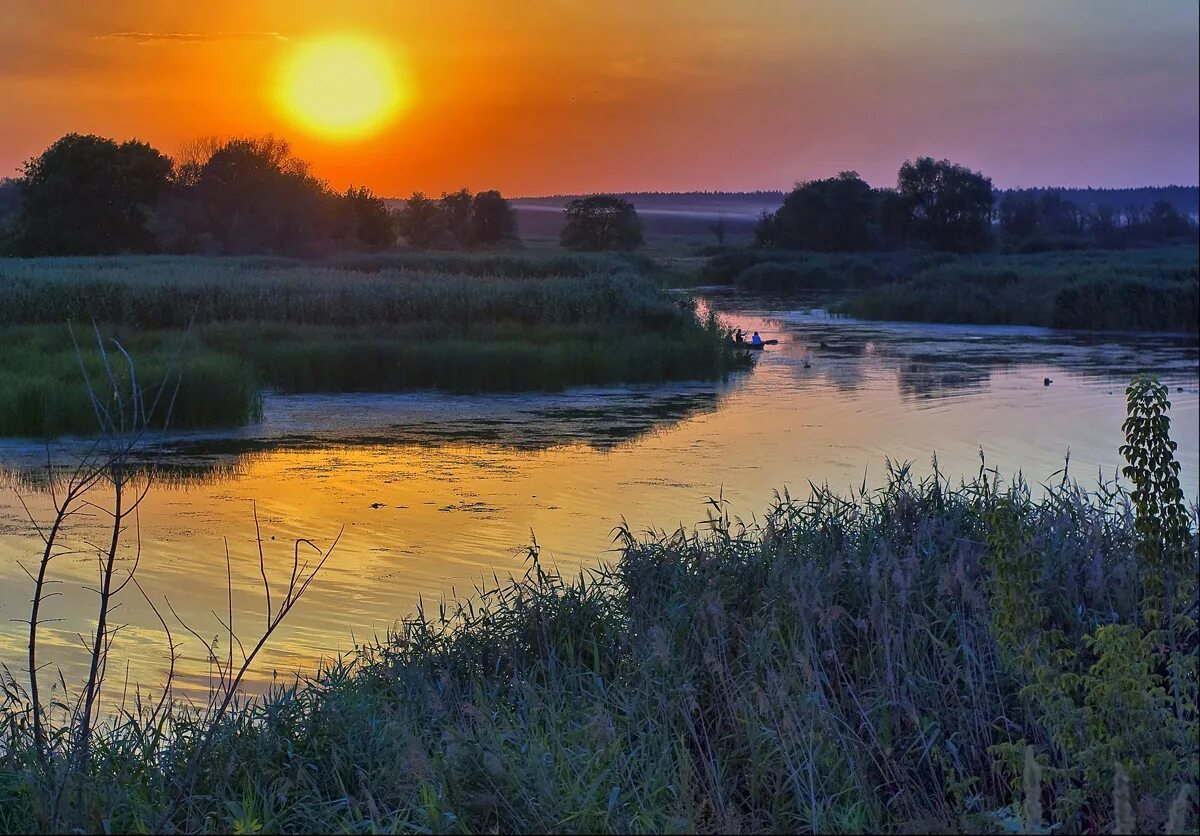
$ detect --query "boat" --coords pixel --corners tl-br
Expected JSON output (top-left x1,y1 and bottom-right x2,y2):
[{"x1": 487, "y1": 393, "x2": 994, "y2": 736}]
[{"x1": 732, "y1": 341, "x2": 766, "y2": 351}]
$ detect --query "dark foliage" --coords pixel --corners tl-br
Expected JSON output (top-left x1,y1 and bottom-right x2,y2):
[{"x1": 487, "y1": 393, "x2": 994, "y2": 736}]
[
  {"x1": 754, "y1": 171, "x2": 877, "y2": 251},
  {"x1": 559, "y1": 195, "x2": 645, "y2": 251},
  {"x1": 10, "y1": 134, "x2": 172, "y2": 256},
  {"x1": 897, "y1": 156, "x2": 994, "y2": 253}
]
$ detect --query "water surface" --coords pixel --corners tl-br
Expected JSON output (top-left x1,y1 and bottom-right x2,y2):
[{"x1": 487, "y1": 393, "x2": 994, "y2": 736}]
[{"x1": 2, "y1": 292, "x2": 1196, "y2": 699}]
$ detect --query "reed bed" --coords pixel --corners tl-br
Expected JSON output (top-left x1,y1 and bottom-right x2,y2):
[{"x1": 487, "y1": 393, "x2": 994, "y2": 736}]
[
  {"x1": 700, "y1": 246, "x2": 1199, "y2": 332},
  {"x1": 834, "y1": 247, "x2": 1199, "y2": 331},
  {"x1": 0, "y1": 256, "x2": 745, "y2": 437}
]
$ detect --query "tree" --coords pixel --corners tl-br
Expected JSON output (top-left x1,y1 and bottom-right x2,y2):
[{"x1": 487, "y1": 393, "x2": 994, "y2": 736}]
[
  {"x1": 897, "y1": 157, "x2": 994, "y2": 252},
  {"x1": 998, "y1": 192, "x2": 1040, "y2": 239},
  {"x1": 875, "y1": 188, "x2": 910, "y2": 248},
  {"x1": 343, "y1": 186, "x2": 395, "y2": 249},
  {"x1": 559, "y1": 195, "x2": 644, "y2": 251},
  {"x1": 13, "y1": 133, "x2": 172, "y2": 255},
  {"x1": 758, "y1": 171, "x2": 876, "y2": 251},
  {"x1": 1142, "y1": 200, "x2": 1193, "y2": 242},
  {"x1": 439, "y1": 188, "x2": 474, "y2": 247},
  {"x1": 469, "y1": 190, "x2": 518, "y2": 246},
  {"x1": 179, "y1": 136, "x2": 340, "y2": 256},
  {"x1": 0, "y1": 178, "x2": 22, "y2": 254},
  {"x1": 1090, "y1": 204, "x2": 1123, "y2": 249},
  {"x1": 396, "y1": 192, "x2": 447, "y2": 249}
]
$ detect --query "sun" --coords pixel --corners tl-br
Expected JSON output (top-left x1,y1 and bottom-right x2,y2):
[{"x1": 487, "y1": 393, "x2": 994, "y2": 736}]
[{"x1": 277, "y1": 35, "x2": 407, "y2": 140}]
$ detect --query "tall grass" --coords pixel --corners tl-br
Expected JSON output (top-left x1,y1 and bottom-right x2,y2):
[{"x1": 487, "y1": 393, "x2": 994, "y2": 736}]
[
  {"x1": 701, "y1": 249, "x2": 956, "y2": 287},
  {"x1": 700, "y1": 246, "x2": 1199, "y2": 332},
  {"x1": 832, "y1": 247, "x2": 1199, "y2": 332},
  {"x1": 0, "y1": 256, "x2": 746, "y2": 437},
  {"x1": 0, "y1": 327, "x2": 260, "y2": 437},
  {"x1": 3, "y1": 443, "x2": 1195, "y2": 831}
]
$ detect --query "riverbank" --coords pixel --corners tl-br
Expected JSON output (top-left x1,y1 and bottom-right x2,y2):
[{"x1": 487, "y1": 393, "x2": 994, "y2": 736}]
[
  {"x1": 0, "y1": 254, "x2": 748, "y2": 437},
  {"x1": 2, "y1": 392, "x2": 1195, "y2": 832},
  {"x1": 699, "y1": 246, "x2": 1199, "y2": 332}
]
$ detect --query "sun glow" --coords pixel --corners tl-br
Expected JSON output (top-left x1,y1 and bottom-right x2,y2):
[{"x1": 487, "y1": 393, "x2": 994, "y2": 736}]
[{"x1": 277, "y1": 35, "x2": 406, "y2": 140}]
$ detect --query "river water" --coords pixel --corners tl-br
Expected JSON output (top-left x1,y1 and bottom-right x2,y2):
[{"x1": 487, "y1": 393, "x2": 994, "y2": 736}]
[{"x1": 1, "y1": 291, "x2": 1197, "y2": 699}]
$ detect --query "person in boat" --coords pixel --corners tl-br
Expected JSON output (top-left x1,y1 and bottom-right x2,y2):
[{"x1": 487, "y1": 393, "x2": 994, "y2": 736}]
[
  {"x1": 751, "y1": 331, "x2": 763, "y2": 347},
  {"x1": 734, "y1": 328, "x2": 744, "y2": 343}
]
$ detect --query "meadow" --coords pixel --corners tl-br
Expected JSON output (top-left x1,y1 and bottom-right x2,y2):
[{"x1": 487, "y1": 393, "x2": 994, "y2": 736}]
[
  {"x1": 701, "y1": 246, "x2": 1200, "y2": 332},
  {"x1": 0, "y1": 254, "x2": 747, "y2": 437},
  {"x1": 0, "y1": 376, "x2": 1194, "y2": 834}
]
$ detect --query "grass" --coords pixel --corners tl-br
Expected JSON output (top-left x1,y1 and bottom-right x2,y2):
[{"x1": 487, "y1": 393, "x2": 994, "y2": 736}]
[
  {"x1": 1, "y1": 464, "x2": 1195, "y2": 833},
  {"x1": 0, "y1": 377, "x2": 1195, "y2": 834},
  {"x1": 701, "y1": 249, "x2": 956, "y2": 289},
  {"x1": 0, "y1": 254, "x2": 749, "y2": 437},
  {"x1": 837, "y1": 247, "x2": 1199, "y2": 332},
  {"x1": 701, "y1": 245, "x2": 1200, "y2": 332}
]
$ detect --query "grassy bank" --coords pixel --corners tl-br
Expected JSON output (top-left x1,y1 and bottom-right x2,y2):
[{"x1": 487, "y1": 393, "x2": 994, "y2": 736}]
[
  {"x1": 0, "y1": 255, "x2": 747, "y2": 437},
  {"x1": 838, "y1": 247, "x2": 1199, "y2": 331},
  {"x1": 1, "y1": 379, "x2": 1195, "y2": 834},
  {"x1": 703, "y1": 246, "x2": 1199, "y2": 332}
]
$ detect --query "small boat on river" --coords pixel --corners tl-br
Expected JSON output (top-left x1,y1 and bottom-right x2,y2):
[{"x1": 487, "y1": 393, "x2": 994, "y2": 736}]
[{"x1": 731, "y1": 338, "x2": 777, "y2": 351}]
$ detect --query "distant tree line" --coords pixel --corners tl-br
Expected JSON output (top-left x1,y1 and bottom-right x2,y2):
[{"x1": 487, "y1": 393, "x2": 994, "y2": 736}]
[
  {"x1": 756, "y1": 157, "x2": 1198, "y2": 254},
  {"x1": 393, "y1": 188, "x2": 519, "y2": 250},
  {"x1": 995, "y1": 188, "x2": 1195, "y2": 250},
  {"x1": 0, "y1": 133, "x2": 524, "y2": 257}
]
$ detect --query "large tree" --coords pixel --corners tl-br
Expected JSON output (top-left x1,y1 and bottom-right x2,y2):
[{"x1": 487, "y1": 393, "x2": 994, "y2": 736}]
[
  {"x1": 897, "y1": 157, "x2": 994, "y2": 252},
  {"x1": 14, "y1": 133, "x2": 172, "y2": 255},
  {"x1": 180, "y1": 136, "x2": 340, "y2": 255},
  {"x1": 470, "y1": 190, "x2": 517, "y2": 246},
  {"x1": 756, "y1": 171, "x2": 876, "y2": 251},
  {"x1": 559, "y1": 195, "x2": 644, "y2": 251}
]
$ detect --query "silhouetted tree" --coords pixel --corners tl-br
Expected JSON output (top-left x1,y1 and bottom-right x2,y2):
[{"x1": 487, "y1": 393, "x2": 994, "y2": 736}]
[
  {"x1": 12, "y1": 133, "x2": 172, "y2": 255},
  {"x1": 396, "y1": 192, "x2": 447, "y2": 249},
  {"x1": 343, "y1": 186, "x2": 395, "y2": 249},
  {"x1": 559, "y1": 195, "x2": 644, "y2": 251},
  {"x1": 439, "y1": 188, "x2": 474, "y2": 247},
  {"x1": 169, "y1": 136, "x2": 340, "y2": 255},
  {"x1": 0, "y1": 178, "x2": 22, "y2": 254},
  {"x1": 897, "y1": 157, "x2": 993, "y2": 252},
  {"x1": 758, "y1": 171, "x2": 876, "y2": 251},
  {"x1": 469, "y1": 190, "x2": 518, "y2": 246},
  {"x1": 998, "y1": 192, "x2": 1040, "y2": 238},
  {"x1": 1037, "y1": 191, "x2": 1085, "y2": 237},
  {"x1": 875, "y1": 188, "x2": 910, "y2": 248},
  {"x1": 1142, "y1": 200, "x2": 1194, "y2": 242},
  {"x1": 1090, "y1": 204, "x2": 1123, "y2": 248},
  {"x1": 753, "y1": 210, "x2": 777, "y2": 248}
]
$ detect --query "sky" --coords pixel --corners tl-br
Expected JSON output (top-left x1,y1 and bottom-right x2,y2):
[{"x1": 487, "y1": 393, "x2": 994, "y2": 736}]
[{"x1": 1, "y1": 1, "x2": 1197, "y2": 196}]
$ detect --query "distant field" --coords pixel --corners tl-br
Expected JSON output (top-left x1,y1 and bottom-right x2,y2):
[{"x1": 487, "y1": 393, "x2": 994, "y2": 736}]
[{"x1": 0, "y1": 254, "x2": 748, "y2": 437}]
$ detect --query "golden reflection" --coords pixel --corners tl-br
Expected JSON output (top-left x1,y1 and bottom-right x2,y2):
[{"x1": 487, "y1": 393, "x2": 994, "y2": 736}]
[{"x1": 1, "y1": 309, "x2": 1196, "y2": 701}]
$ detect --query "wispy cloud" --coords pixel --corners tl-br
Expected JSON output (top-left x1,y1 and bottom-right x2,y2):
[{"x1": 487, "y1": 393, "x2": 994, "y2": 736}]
[{"x1": 98, "y1": 31, "x2": 287, "y2": 46}]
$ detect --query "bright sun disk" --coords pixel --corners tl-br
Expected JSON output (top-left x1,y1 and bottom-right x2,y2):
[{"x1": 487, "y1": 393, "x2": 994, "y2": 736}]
[{"x1": 277, "y1": 36, "x2": 406, "y2": 140}]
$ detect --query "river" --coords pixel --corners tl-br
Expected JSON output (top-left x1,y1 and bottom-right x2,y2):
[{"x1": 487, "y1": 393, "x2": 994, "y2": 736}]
[{"x1": 1, "y1": 291, "x2": 1197, "y2": 699}]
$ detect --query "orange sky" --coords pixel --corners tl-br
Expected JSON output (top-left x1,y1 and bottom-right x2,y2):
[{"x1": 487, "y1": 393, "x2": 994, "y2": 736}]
[{"x1": 2, "y1": 1, "x2": 1197, "y2": 195}]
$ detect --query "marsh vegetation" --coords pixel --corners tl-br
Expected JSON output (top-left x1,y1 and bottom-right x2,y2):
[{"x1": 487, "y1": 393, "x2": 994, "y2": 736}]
[
  {"x1": 701, "y1": 246, "x2": 1199, "y2": 332},
  {"x1": 0, "y1": 254, "x2": 747, "y2": 438}
]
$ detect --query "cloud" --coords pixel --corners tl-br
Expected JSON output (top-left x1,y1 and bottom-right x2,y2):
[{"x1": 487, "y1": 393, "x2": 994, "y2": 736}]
[{"x1": 98, "y1": 31, "x2": 287, "y2": 46}]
